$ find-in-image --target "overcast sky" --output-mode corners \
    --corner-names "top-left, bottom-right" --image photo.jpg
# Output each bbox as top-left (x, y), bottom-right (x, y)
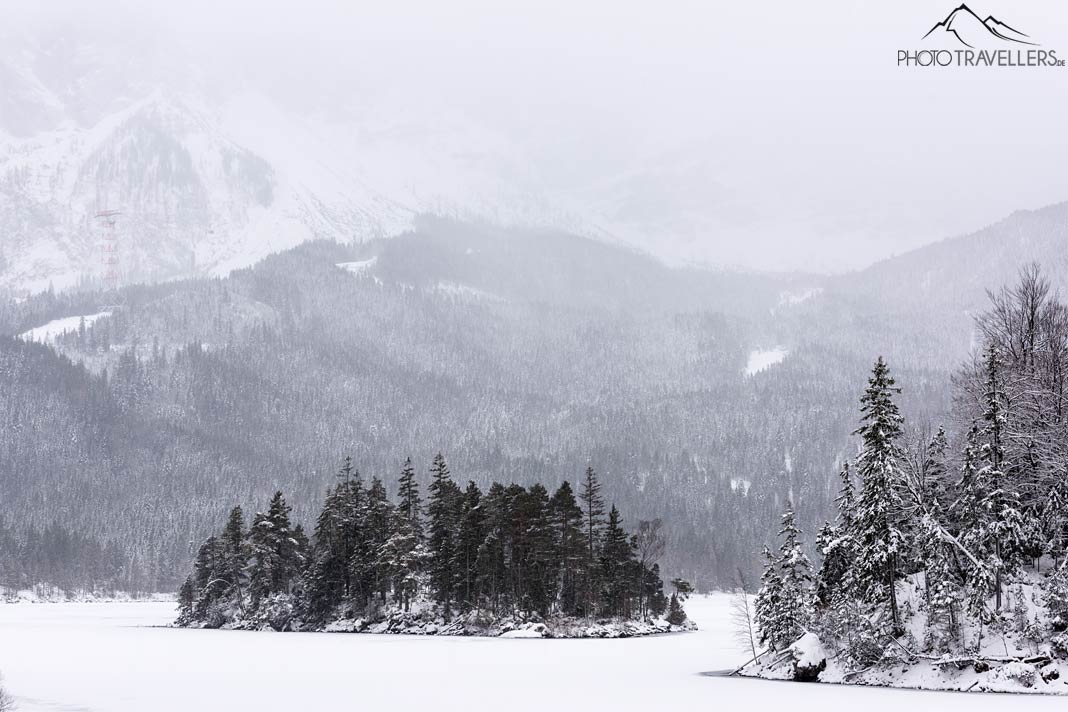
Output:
top-left (6, 0), bottom-right (1068, 272)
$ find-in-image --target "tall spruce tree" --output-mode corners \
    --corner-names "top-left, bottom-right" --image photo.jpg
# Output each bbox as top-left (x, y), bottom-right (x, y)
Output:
top-left (426, 453), bottom-right (460, 620)
top-left (853, 357), bottom-right (907, 633)
top-left (454, 481), bottom-right (485, 612)
top-left (774, 503), bottom-right (814, 641)
top-left (219, 506), bottom-right (246, 606)
top-left (580, 466), bottom-right (606, 617)
top-left (397, 457), bottom-right (424, 541)
top-left (599, 505), bottom-right (635, 618)
top-left (976, 344), bottom-right (1026, 612)
top-left (755, 545), bottom-right (785, 650)
top-left (247, 491), bottom-right (303, 607)
top-left (549, 482), bottom-right (585, 616)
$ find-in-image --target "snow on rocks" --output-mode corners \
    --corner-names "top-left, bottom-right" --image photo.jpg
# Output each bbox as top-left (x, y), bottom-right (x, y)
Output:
top-left (789, 632), bottom-right (828, 681)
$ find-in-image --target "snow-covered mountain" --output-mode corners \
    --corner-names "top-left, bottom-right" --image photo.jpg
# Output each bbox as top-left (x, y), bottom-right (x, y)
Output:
top-left (0, 11), bottom-right (598, 294)
top-left (0, 79), bottom-right (598, 293)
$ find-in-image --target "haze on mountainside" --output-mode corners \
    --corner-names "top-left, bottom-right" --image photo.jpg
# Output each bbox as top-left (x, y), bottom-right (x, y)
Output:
top-left (3, 0), bottom-right (1068, 291)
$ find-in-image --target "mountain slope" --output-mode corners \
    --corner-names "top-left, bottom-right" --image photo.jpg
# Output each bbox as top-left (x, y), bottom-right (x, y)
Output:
top-left (0, 220), bottom-right (912, 592)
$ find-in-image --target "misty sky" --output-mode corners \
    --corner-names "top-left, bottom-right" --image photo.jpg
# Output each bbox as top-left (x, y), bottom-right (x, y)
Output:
top-left (5, 0), bottom-right (1068, 272)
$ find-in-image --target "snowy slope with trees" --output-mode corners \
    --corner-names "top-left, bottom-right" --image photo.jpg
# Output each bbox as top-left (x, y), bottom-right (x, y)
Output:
top-left (742, 267), bottom-right (1068, 694)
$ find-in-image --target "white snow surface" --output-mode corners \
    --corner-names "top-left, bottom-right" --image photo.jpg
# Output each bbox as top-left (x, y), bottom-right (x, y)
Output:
top-left (745, 347), bottom-right (789, 376)
top-left (2, 596), bottom-right (1064, 711)
top-left (335, 257), bottom-right (378, 275)
top-left (17, 311), bottom-right (111, 343)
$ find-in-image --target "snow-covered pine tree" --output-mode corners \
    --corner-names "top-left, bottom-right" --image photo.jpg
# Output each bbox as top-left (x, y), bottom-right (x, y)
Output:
top-left (775, 503), bottom-right (814, 643)
top-left (920, 500), bottom-right (962, 652)
top-left (192, 535), bottom-right (226, 623)
top-left (247, 491), bottom-right (303, 607)
top-left (397, 457), bottom-right (423, 542)
top-left (365, 476), bottom-right (394, 604)
top-left (853, 356), bottom-right (908, 633)
top-left (976, 344), bottom-right (1027, 612)
top-left (953, 423), bottom-right (996, 621)
top-left (815, 462), bottom-right (856, 607)
top-left (754, 545), bottom-right (785, 650)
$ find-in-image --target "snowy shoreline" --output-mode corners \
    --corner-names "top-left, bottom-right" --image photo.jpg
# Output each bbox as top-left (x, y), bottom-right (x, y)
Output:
top-left (724, 669), bottom-right (1063, 696)
top-left (1, 586), bottom-right (174, 605)
top-left (180, 599), bottom-right (697, 639)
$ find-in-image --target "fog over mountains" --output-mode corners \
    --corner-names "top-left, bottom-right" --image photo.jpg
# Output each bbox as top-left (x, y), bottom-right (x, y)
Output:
top-left (5, 0), bottom-right (1068, 288)
top-left (3, 0), bottom-right (1068, 595)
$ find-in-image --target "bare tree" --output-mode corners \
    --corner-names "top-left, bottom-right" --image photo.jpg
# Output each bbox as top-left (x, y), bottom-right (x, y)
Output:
top-left (634, 518), bottom-right (667, 619)
top-left (730, 567), bottom-right (759, 663)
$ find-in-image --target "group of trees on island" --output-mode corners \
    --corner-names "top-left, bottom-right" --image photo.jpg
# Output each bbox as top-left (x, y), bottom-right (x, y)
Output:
top-left (755, 266), bottom-right (1068, 664)
top-left (179, 455), bottom-right (689, 628)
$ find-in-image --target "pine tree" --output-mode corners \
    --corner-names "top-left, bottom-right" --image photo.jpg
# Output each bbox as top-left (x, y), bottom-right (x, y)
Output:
top-left (304, 485), bottom-right (351, 620)
top-left (247, 491), bottom-right (303, 607)
top-left (755, 545), bottom-right (785, 649)
top-left (219, 506), bottom-right (246, 606)
top-left (178, 575), bottom-right (195, 622)
top-left (579, 466), bottom-right (606, 617)
top-left (775, 503), bottom-right (814, 642)
top-left (426, 453), bottom-right (460, 620)
top-left (815, 463), bottom-right (856, 607)
top-left (192, 535), bottom-right (226, 623)
top-left (454, 481), bottom-right (485, 612)
top-left (853, 357), bottom-right (907, 633)
top-left (598, 505), bottom-right (636, 618)
top-left (954, 423), bottom-right (995, 621)
top-left (378, 510), bottom-right (423, 612)
top-left (365, 477), bottom-right (394, 604)
top-left (549, 481), bottom-right (585, 616)
top-left (666, 591), bottom-right (687, 626)
top-left (976, 344), bottom-right (1026, 612)
top-left (920, 500), bottom-right (961, 652)
top-left (476, 482), bottom-right (511, 615)
top-left (397, 457), bottom-right (424, 541)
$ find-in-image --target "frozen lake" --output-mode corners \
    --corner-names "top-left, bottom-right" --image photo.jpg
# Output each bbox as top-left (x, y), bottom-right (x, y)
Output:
top-left (0, 596), bottom-right (1062, 711)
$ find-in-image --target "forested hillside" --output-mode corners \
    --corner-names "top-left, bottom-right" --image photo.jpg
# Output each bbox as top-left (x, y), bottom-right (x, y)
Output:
top-left (1, 212), bottom-right (1058, 593)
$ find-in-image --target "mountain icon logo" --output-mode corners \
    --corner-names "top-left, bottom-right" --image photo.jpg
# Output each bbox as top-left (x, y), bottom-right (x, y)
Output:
top-left (923, 4), bottom-right (1037, 48)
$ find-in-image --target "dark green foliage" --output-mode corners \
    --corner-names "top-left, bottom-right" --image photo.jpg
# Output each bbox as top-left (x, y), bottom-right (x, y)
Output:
top-left (666, 593), bottom-right (687, 626)
top-left (247, 491), bottom-right (304, 606)
top-left (180, 456), bottom-right (673, 626)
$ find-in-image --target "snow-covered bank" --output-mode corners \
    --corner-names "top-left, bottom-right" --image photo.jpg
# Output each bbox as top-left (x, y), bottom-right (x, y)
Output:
top-left (187, 594), bottom-right (694, 638)
top-left (0, 584), bottom-right (172, 604)
top-left (738, 572), bottom-right (1068, 695)
top-left (2, 595), bottom-right (1065, 712)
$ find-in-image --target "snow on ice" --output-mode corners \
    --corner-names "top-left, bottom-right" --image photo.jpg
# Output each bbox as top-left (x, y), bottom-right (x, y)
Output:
top-left (2, 596), bottom-right (1065, 712)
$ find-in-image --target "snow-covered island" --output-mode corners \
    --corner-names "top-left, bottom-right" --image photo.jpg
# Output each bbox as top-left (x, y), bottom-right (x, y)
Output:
top-left (735, 271), bottom-right (1068, 695)
top-left (177, 458), bottom-right (695, 638)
